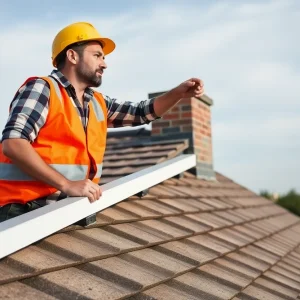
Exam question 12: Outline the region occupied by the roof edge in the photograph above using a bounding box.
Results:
[0,154,196,259]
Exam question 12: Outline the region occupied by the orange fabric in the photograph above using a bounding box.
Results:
[0,77,107,205]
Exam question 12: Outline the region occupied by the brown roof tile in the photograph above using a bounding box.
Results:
[137,219,193,239]
[242,223,269,239]
[234,224,266,240]
[22,267,138,299]
[132,199,181,216]
[232,197,270,207]
[151,184,190,198]
[210,227,255,247]
[161,178,179,185]
[2,227,142,284]
[140,283,202,300]
[188,212,233,229]
[187,233,236,255]
[240,245,280,265]
[231,208,257,220]
[250,221,276,236]
[105,140,187,153]
[103,158,158,168]
[95,212,114,226]
[156,239,219,265]
[105,222,167,245]
[226,251,270,273]
[156,198,201,213]
[0,282,57,299]
[163,215,212,234]
[274,236,297,251]
[254,276,299,299]
[116,201,162,219]
[87,256,168,288]
[255,239,290,257]
[170,177,202,187]
[0,245,73,284]
[148,185,184,198]
[237,283,296,300]
[168,185,211,198]
[291,251,300,262]
[218,197,244,208]
[104,149,172,161]
[183,198,216,211]
[271,265,300,283]
[126,247,195,275]
[173,269,241,299]
[278,226,300,245]
[0,254,36,284]
[102,166,145,176]
[263,270,300,292]
[100,206,140,223]
[282,256,300,271]
[215,256,261,278]
[214,210,246,224]
[47,230,119,255]
[67,228,142,252]
[199,262,252,288]
[182,171,196,179]
[283,251,300,269]
[198,197,233,209]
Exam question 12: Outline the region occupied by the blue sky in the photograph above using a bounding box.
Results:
[1,0,299,195]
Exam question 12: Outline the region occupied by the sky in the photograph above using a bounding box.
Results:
[0,0,299,195]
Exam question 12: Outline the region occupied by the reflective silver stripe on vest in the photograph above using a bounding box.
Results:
[95,163,103,178]
[90,97,105,121]
[47,76,63,103]
[0,163,88,181]
[51,164,88,181]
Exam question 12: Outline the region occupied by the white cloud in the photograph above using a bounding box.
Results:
[0,0,299,194]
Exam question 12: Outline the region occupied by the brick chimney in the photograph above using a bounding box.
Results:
[149,92,215,180]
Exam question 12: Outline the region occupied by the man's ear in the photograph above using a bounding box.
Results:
[66,49,77,65]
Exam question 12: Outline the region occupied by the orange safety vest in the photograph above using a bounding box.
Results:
[0,76,107,206]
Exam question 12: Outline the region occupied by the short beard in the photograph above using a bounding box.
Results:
[75,60,102,88]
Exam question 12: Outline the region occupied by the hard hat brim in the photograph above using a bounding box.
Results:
[91,37,116,56]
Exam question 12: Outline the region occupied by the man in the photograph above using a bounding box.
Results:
[0,22,204,222]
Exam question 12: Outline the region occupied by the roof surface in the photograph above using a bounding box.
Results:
[100,137,189,184]
[0,137,300,300]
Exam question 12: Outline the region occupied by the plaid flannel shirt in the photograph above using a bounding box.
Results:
[1,69,159,202]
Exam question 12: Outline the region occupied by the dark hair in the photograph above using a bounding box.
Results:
[56,42,88,70]
[56,41,104,70]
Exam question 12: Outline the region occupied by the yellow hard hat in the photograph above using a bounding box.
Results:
[52,22,116,67]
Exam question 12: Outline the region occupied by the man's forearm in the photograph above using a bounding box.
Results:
[2,139,69,190]
[153,89,182,117]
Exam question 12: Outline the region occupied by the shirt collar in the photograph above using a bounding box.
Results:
[50,69,94,96]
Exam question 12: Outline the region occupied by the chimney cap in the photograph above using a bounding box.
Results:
[196,94,213,106]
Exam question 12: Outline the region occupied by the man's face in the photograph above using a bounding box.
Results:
[75,42,107,88]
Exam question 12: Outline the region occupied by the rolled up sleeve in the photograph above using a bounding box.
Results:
[1,78,50,143]
[105,95,161,128]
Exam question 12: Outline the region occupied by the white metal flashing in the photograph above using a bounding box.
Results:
[0,154,196,259]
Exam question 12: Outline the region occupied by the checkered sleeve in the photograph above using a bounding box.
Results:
[105,96,161,128]
[1,78,50,143]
